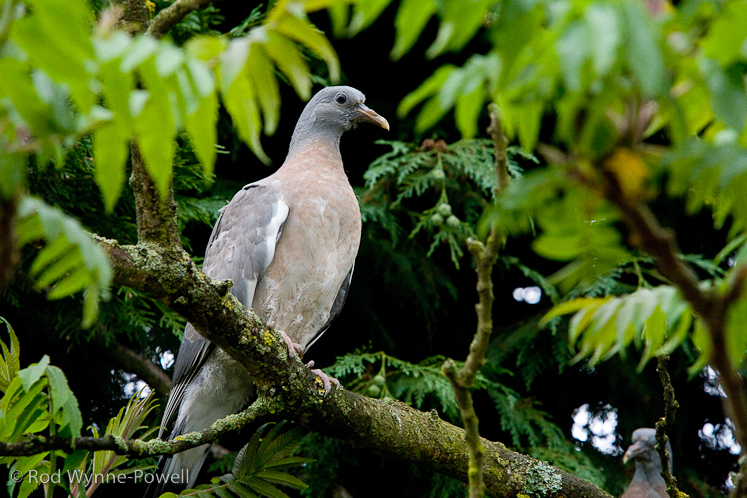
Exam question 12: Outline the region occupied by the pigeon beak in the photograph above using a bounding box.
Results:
[622,441,647,464]
[356,104,390,130]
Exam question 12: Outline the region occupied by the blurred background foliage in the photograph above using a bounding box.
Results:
[1,0,746,496]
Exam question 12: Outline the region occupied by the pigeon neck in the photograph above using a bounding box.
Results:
[634,461,666,484]
[286,118,344,162]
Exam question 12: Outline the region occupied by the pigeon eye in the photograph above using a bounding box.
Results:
[335,93,347,105]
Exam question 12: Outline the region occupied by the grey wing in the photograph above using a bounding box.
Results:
[159,323,214,438]
[304,263,354,352]
[159,184,289,437]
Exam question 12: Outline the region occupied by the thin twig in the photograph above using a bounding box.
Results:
[443,105,509,498]
[654,355,683,498]
[0,398,272,458]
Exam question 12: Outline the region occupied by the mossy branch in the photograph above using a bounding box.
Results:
[0,398,272,458]
[84,235,613,498]
[147,0,216,38]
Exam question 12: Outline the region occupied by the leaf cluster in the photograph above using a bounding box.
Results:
[164,421,313,498]
[0,330,83,498]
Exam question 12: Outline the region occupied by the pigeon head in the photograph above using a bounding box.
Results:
[623,428,673,474]
[288,86,389,157]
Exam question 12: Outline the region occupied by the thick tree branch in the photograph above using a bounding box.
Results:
[99,339,173,396]
[128,144,182,249]
[147,0,216,38]
[0,195,19,289]
[82,236,613,498]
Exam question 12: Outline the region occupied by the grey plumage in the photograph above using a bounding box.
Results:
[149,86,388,495]
[621,428,672,498]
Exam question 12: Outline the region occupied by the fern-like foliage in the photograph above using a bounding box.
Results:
[326,351,466,421]
[361,139,533,267]
[163,421,313,498]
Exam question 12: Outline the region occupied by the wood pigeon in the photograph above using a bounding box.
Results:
[621,428,672,498]
[150,86,388,494]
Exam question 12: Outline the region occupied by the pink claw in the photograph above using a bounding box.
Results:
[311,368,341,396]
[279,330,304,359]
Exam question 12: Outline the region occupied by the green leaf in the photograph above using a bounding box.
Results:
[0,58,55,139]
[347,0,394,35]
[699,57,747,131]
[11,0,95,112]
[275,14,340,83]
[181,58,218,174]
[221,59,270,165]
[725,286,747,369]
[227,481,259,498]
[18,356,50,392]
[120,35,160,73]
[702,1,747,66]
[185,35,227,62]
[585,3,620,77]
[0,317,21,393]
[556,21,590,92]
[263,31,311,100]
[134,57,178,197]
[0,148,25,200]
[213,486,234,498]
[424,0,489,58]
[262,456,315,470]
[258,470,308,490]
[621,1,665,96]
[515,101,543,152]
[93,122,130,212]
[247,479,291,498]
[637,306,667,371]
[688,319,712,377]
[44,365,71,415]
[532,233,583,261]
[455,77,487,138]
[220,38,250,92]
[246,45,280,135]
[392,0,436,60]
[714,234,747,266]
[0,378,47,441]
[398,65,455,118]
